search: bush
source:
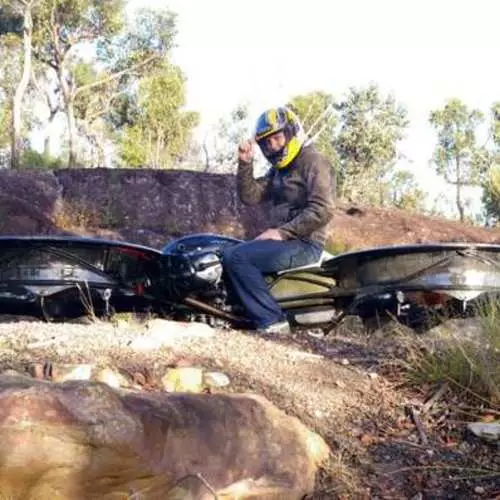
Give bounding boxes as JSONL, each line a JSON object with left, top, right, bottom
{"left": 20, "top": 149, "right": 64, "bottom": 170}
{"left": 398, "top": 296, "right": 500, "bottom": 405}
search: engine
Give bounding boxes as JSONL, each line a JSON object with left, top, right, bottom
{"left": 160, "top": 233, "right": 242, "bottom": 300}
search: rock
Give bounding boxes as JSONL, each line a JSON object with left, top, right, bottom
{"left": 467, "top": 422, "right": 500, "bottom": 442}
{"left": 0, "top": 369, "right": 26, "bottom": 377}
{"left": 161, "top": 367, "right": 204, "bottom": 393}
{"left": 203, "top": 371, "right": 231, "bottom": 388}
{"left": 146, "top": 319, "right": 215, "bottom": 342}
{"left": 28, "top": 363, "right": 46, "bottom": 379}
{"left": 0, "top": 375, "right": 330, "bottom": 498}
{"left": 128, "top": 321, "right": 214, "bottom": 351}
{"left": 50, "top": 363, "right": 93, "bottom": 382}
{"left": 93, "top": 367, "right": 131, "bottom": 389}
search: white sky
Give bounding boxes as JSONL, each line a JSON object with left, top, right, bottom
{"left": 127, "top": 0, "right": 499, "bottom": 214}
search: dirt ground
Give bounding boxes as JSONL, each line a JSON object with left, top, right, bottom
{"left": 0, "top": 315, "right": 499, "bottom": 499}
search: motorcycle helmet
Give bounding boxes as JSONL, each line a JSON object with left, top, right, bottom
{"left": 254, "top": 106, "right": 305, "bottom": 169}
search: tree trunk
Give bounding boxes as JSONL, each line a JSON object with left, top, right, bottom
{"left": 11, "top": 7, "right": 33, "bottom": 169}
{"left": 66, "top": 101, "right": 77, "bottom": 167}
{"left": 455, "top": 157, "right": 464, "bottom": 222}
{"left": 43, "top": 109, "right": 58, "bottom": 156}
{"left": 58, "top": 71, "right": 77, "bottom": 168}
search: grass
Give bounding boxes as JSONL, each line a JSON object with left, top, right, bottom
{"left": 53, "top": 199, "right": 101, "bottom": 232}
{"left": 393, "top": 296, "right": 500, "bottom": 406}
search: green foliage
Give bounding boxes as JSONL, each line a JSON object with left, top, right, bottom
{"left": 20, "top": 149, "right": 64, "bottom": 169}
{"left": 324, "top": 237, "right": 351, "bottom": 255}
{"left": 287, "top": 91, "right": 338, "bottom": 165}
{"left": 335, "top": 84, "right": 409, "bottom": 205}
{"left": 482, "top": 104, "right": 500, "bottom": 224}
{"left": 482, "top": 164, "right": 500, "bottom": 225}
{"left": 0, "top": 100, "right": 11, "bottom": 148}
{"left": 492, "top": 102, "right": 500, "bottom": 148}
{"left": 100, "top": 6, "right": 177, "bottom": 67}
{"left": 400, "top": 297, "right": 500, "bottom": 405}
{"left": 32, "top": 0, "right": 126, "bottom": 66}
{"left": 118, "top": 62, "right": 199, "bottom": 168}
{"left": 202, "top": 103, "right": 252, "bottom": 172}
{"left": 387, "top": 170, "right": 427, "bottom": 212}
{"left": 429, "top": 98, "right": 490, "bottom": 221}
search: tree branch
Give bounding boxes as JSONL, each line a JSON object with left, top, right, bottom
{"left": 73, "top": 55, "right": 158, "bottom": 99}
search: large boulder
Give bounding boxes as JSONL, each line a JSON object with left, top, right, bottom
{"left": 0, "top": 375, "right": 330, "bottom": 499}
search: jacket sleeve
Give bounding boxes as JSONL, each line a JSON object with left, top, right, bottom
{"left": 236, "top": 160, "right": 273, "bottom": 205}
{"left": 278, "top": 156, "right": 335, "bottom": 239}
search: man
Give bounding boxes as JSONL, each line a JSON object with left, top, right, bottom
{"left": 222, "top": 106, "right": 336, "bottom": 334}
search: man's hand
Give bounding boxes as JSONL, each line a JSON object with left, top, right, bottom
{"left": 238, "top": 139, "right": 254, "bottom": 163}
{"left": 254, "top": 228, "right": 284, "bottom": 241}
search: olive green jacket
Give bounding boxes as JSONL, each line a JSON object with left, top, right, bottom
{"left": 237, "top": 144, "right": 336, "bottom": 248}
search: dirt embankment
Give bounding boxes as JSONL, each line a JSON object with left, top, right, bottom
{"left": 0, "top": 168, "right": 499, "bottom": 250}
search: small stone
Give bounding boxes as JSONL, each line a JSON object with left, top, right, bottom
{"left": 203, "top": 371, "right": 230, "bottom": 388}
{"left": 335, "top": 380, "right": 346, "bottom": 389}
{"left": 474, "top": 486, "right": 485, "bottom": 494}
{"left": 161, "top": 367, "right": 203, "bottom": 393}
{"left": 468, "top": 422, "right": 500, "bottom": 442}
{"left": 94, "top": 367, "right": 130, "bottom": 389}
{"left": 341, "top": 359, "right": 350, "bottom": 365}
{"left": 368, "top": 372, "right": 378, "bottom": 380}
{"left": 51, "top": 364, "right": 93, "bottom": 383}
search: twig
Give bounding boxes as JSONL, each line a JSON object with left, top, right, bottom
{"left": 422, "top": 383, "right": 449, "bottom": 414}
{"left": 384, "top": 465, "right": 500, "bottom": 479}
{"left": 406, "top": 405, "right": 429, "bottom": 446}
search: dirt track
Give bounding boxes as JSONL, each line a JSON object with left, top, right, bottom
{"left": 0, "top": 316, "right": 498, "bottom": 498}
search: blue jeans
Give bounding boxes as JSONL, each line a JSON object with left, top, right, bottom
{"left": 221, "top": 239, "right": 322, "bottom": 328}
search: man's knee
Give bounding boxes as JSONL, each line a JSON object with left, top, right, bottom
{"left": 221, "top": 243, "right": 248, "bottom": 269}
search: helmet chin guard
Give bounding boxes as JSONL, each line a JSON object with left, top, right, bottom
{"left": 254, "top": 107, "right": 305, "bottom": 168}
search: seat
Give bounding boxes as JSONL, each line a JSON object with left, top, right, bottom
{"left": 276, "top": 250, "right": 335, "bottom": 275}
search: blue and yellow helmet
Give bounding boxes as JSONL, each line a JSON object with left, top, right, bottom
{"left": 254, "top": 106, "right": 305, "bottom": 169}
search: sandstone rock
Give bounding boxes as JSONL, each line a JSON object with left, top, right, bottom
{"left": 50, "top": 363, "right": 93, "bottom": 382}
{"left": 0, "top": 369, "right": 26, "bottom": 377}
{"left": 145, "top": 319, "right": 214, "bottom": 341}
{"left": 93, "top": 366, "right": 132, "bottom": 389}
{"left": 0, "top": 375, "right": 330, "bottom": 499}
{"left": 161, "top": 366, "right": 204, "bottom": 393}
{"left": 129, "top": 320, "right": 214, "bottom": 351}
{"left": 203, "top": 371, "right": 231, "bottom": 388}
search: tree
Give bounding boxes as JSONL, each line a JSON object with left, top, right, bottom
{"left": 334, "top": 84, "right": 409, "bottom": 204}
{"left": 118, "top": 62, "right": 199, "bottom": 168}
{"left": 429, "top": 98, "right": 489, "bottom": 222}
{"left": 491, "top": 101, "right": 500, "bottom": 147}
{"left": 73, "top": 6, "right": 180, "bottom": 167}
{"left": 30, "top": 0, "right": 126, "bottom": 167}
{"left": 198, "top": 104, "right": 252, "bottom": 172}
{"left": 0, "top": 0, "right": 41, "bottom": 168}
{"left": 388, "top": 170, "right": 426, "bottom": 212}
{"left": 480, "top": 103, "right": 500, "bottom": 225}
{"left": 30, "top": 65, "right": 63, "bottom": 156}
{"left": 286, "top": 91, "right": 338, "bottom": 165}
{"left": 0, "top": 34, "right": 21, "bottom": 151}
